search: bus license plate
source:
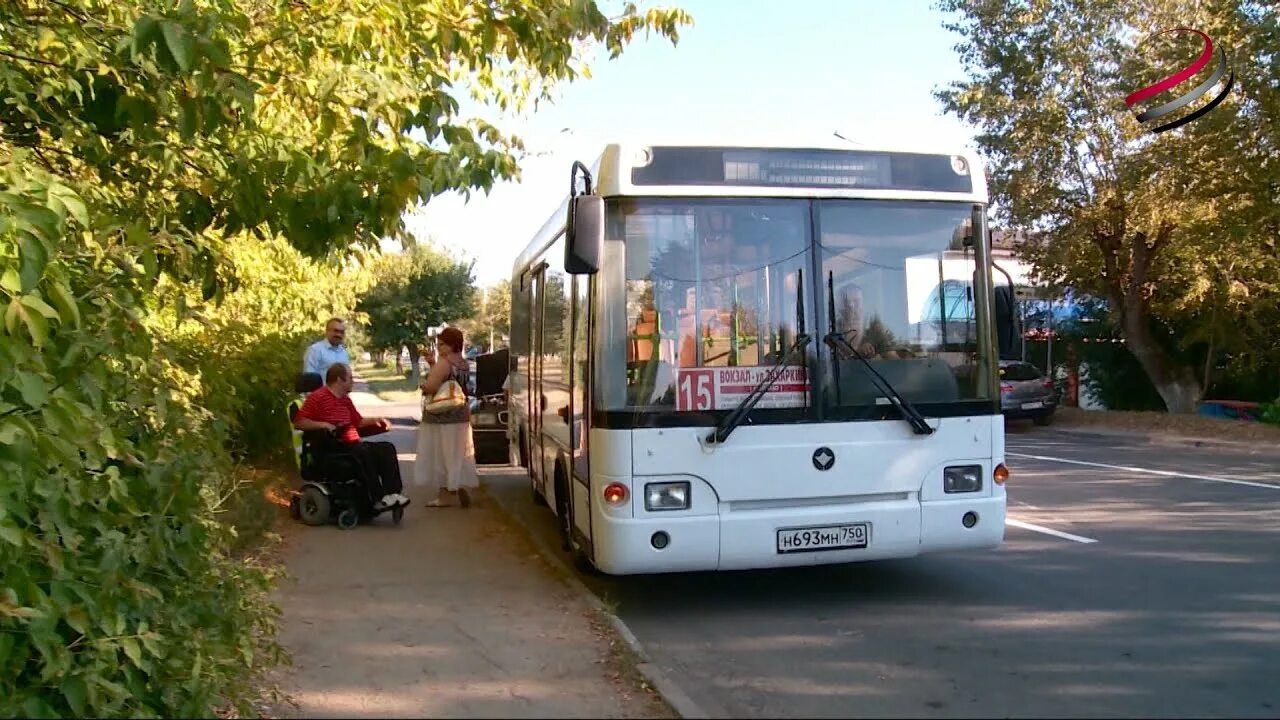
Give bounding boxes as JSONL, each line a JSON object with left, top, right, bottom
{"left": 776, "top": 523, "right": 870, "bottom": 554}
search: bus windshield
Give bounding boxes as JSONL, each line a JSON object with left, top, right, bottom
{"left": 606, "top": 198, "right": 811, "bottom": 415}
{"left": 817, "top": 199, "right": 992, "bottom": 415}
{"left": 597, "top": 198, "right": 994, "bottom": 420}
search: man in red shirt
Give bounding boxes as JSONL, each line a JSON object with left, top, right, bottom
{"left": 294, "top": 363, "right": 408, "bottom": 510}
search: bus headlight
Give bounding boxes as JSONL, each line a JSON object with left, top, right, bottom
{"left": 644, "top": 481, "right": 690, "bottom": 511}
{"left": 943, "top": 465, "right": 983, "bottom": 493}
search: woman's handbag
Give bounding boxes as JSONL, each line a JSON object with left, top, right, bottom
{"left": 422, "top": 378, "right": 466, "bottom": 415}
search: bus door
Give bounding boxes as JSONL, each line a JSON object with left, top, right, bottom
{"left": 568, "top": 274, "right": 592, "bottom": 543}
{"left": 529, "top": 262, "right": 548, "bottom": 499}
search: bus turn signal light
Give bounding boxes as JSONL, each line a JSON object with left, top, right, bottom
{"left": 994, "top": 463, "right": 1009, "bottom": 485}
{"left": 603, "top": 482, "right": 629, "bottom": 506}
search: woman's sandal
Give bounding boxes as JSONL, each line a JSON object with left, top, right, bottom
{"left": 424, "top": 498, "right": 451, "bottom": 508}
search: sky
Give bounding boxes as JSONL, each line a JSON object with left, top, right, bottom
{"left": 401, "top": 0, "right": 981, "bottom": 287}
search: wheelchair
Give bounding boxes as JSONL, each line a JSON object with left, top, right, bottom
{"left": 286, "top": 373, "right": 406, "bottom": 530}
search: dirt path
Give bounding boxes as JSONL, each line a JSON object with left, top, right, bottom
{"left": 267, "top": 419, "right": 672, "bottom": 718}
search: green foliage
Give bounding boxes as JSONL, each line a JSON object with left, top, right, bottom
{"left": 157, "top": 235, "right": 373, "bottom": 462}
{"left": 458, "top": 278, "right": 512, "bottom": 350}
{"left": 936, "top": 0, "right": 1279, "bottom": 412}
{"left": 0, "top": 168, "right": 285, "bottom": 718}
{"left": 1260, "top": 399, "right": 1280, "bottom": 427}
{"left": 3, "top": 1, "right": 687, "bottom": 261}
{"left": 2, "top": 0, "right": 688, "bottom": 715}
{"left": 357, "top": 243, "right": 477, "bottom": 359}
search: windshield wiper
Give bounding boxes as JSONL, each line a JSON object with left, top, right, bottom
{"left": 824, "top": 332, "right": 935, "bottom": 435}
{"left": 705, "top": 334, "right": 811, "bottom": 445}
{"left": 824, "top": 270, "right": 933, "bottom": 436}
{"left": 705, "top": 269, "right": 810, "bottom": 445}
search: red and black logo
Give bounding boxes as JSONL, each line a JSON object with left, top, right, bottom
{"left": 1125, "top": 27, "right": 1234, "bottom": 134}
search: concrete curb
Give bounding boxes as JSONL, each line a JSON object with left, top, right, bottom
{"left": 481, "top": 483, "right": 712, "bottom": 720}
{"left": 1047, "top": 425, "right": 1277, "bottom": 455}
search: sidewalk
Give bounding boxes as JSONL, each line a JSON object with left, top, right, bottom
{"left": 268, "top": 390, "right": 672, "bottom": 718}
{"left": 346, "top": 377, "right": 388, "bottom": 409}
{"left": 1042, "top": 422, "right": 1280, "bottom": 456}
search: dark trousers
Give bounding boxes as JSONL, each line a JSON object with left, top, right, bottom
{"left": 353, "top": 441, "right": 403, "bottom": 499}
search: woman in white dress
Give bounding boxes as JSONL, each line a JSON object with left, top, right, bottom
{"left": 414, "top": 327, "right": 479, "bottom": 507}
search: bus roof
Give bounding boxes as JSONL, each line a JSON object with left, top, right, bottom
{"left": 602, "top": 130, "right": 977, "bottom": 157}
{"left": 512, "top": 137, "right": 988, "bottom": 274}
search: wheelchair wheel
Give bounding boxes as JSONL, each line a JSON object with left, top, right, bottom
{"left": 298, "top": 486, "right": 330, "bottom": 526}
{"left": 391, "top": 505, "right": 404, "bottom": 525}
{"left": 337, "top": 508, "right": 359, "bottom": 530}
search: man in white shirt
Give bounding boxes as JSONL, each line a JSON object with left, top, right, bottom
{"left": 303, "top": 317, "right": 351, "bottom": 379}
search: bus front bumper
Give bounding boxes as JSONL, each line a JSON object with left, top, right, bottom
{"left": 590, "top": 495, "right": 1006, "bottom": 575}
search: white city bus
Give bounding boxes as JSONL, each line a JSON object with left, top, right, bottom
{"left": 506, "top": 139, "right": 1013, "bottom": 575}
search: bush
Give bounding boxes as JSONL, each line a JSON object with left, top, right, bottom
{"left": 0, "top": 185, "right": 336, "bottom": 718}
{"left": 0, "top": 317, "right": 286, "bottom": 719}
{"left": 1261, "top": 399, "right": 1280, "bottom": 427}
{"left": 170, "top": 326, "right": 311, "bottom": 464}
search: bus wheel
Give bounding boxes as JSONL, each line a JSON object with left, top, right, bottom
{"left": 555, "top": 467, "right": 597, "bottom": 573}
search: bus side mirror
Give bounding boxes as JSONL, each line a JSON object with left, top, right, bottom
{"left": 565, "top": 194, "right": 604, "bottom": 275}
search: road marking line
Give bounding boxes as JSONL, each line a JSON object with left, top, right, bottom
{"left": 1006, "top": 518, "right": 1098, "bottom": 544}
{"left": 1007, "top": 452, "right": 1280, "bottom": 491}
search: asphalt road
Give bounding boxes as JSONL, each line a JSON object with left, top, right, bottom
{"left": 483, "top": 423, "right": 1280, "bottom": 719}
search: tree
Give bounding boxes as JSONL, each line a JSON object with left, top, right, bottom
{"left": 935, "top": 0, "right": 1279, "bottom": 412}
{"left": 358, "top": 244, "right": 477, "bottom": 384}
{"left": 460, "top": 278, "right": 512, "bottom": 351}
{"left": 1, "top": 0, "right": 690, "bottom": 715}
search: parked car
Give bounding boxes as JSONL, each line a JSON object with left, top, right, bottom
{"left": 998, "top": 360, "right": 1057, "bottom": 426}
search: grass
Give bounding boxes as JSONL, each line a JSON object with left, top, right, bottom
{"left": 353, "top": 360, "right": 422, "bottom": 403}
{"left": 1053, "top": 406, "right": 1280, "bottom": 445}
